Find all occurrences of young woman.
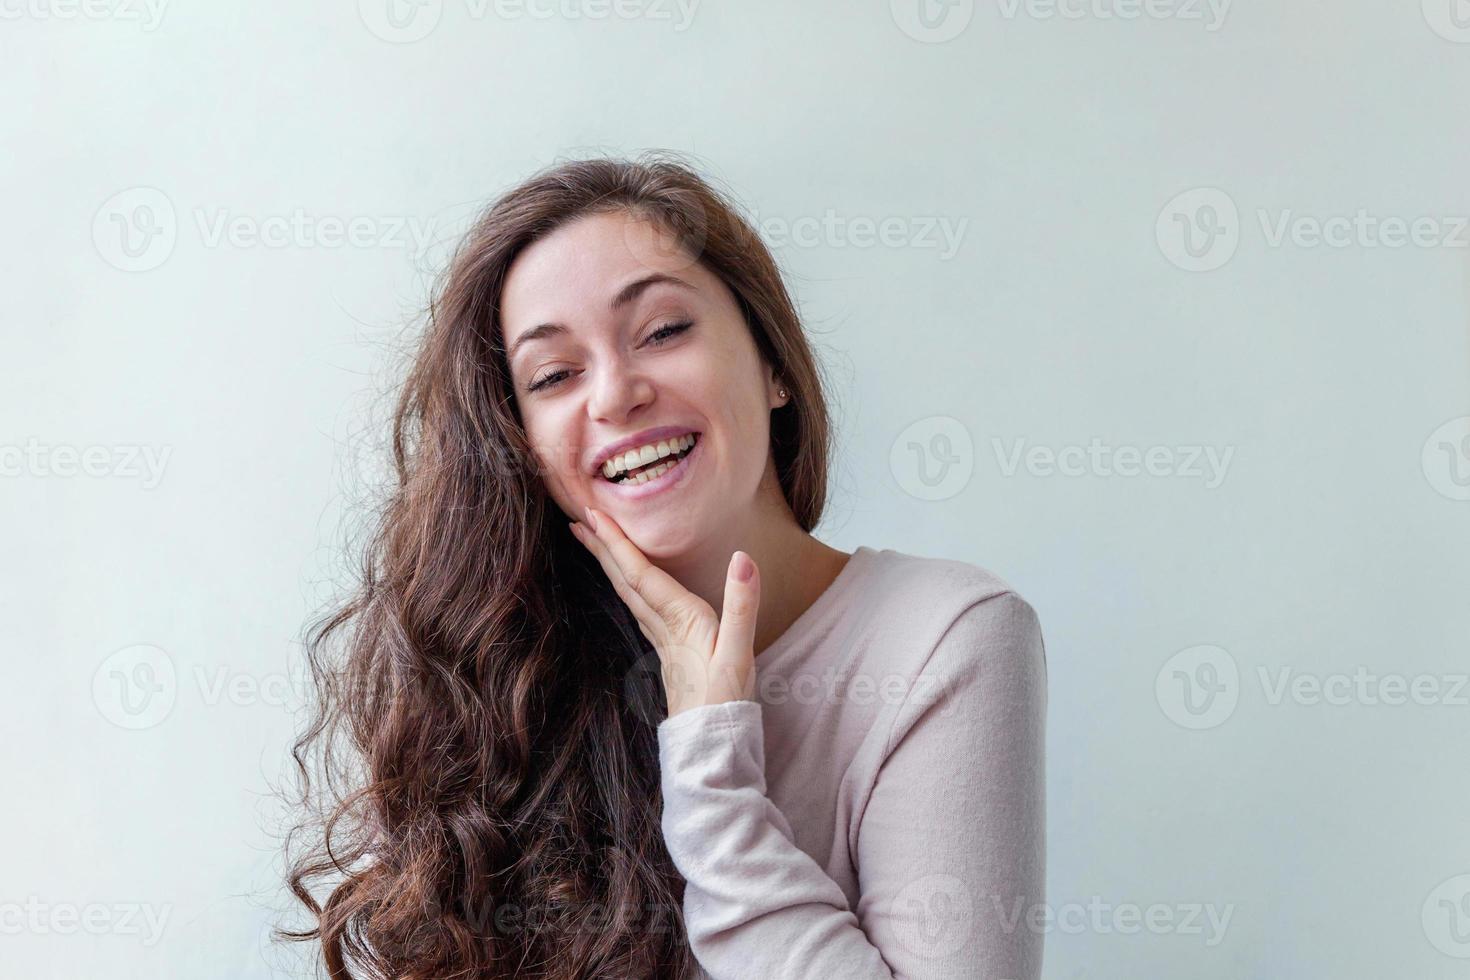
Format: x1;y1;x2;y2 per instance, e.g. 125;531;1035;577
281;153;1048;979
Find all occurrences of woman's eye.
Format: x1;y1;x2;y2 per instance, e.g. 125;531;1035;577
644;320;693;346
525;322;692;394
527;369;569;393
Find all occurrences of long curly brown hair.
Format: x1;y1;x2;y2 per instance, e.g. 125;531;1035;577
277;151;835;979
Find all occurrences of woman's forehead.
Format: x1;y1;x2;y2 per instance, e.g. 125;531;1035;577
501;216;713;346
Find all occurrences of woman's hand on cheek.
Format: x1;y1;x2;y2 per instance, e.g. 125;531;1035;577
569;506;759;718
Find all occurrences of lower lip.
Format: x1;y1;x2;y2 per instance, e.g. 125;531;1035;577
596;434;704;501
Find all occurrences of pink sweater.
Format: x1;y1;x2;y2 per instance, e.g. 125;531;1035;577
657;545;1048;980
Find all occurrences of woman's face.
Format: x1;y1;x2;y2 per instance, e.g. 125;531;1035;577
500;209;787;559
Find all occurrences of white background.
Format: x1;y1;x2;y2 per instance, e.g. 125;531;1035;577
3;1;1469;977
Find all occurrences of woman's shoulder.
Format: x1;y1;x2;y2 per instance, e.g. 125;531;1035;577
847;545;1045;689
849;548;1047;751
854;545;1038;625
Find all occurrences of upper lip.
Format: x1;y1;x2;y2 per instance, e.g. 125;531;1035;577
589;426;700;476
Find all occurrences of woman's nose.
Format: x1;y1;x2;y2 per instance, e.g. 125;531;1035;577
586;363;655;422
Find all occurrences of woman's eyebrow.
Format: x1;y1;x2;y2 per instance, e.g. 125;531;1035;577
506;273;697;364
609;272;695;313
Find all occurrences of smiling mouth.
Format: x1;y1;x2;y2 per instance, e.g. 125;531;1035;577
601;433;700;485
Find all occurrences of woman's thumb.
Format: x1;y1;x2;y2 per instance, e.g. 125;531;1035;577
712;551;760;697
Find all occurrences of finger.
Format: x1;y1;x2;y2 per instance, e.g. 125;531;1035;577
711;550;760;700
582;507;691;622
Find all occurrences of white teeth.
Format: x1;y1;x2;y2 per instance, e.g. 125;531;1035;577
628;460;675;485
601;432;697;481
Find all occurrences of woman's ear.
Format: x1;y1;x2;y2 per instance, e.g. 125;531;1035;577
767;371;789;409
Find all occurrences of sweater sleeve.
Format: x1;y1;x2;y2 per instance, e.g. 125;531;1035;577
656;591;1048;980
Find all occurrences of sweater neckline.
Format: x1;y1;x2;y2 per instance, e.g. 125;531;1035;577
754;545;877;664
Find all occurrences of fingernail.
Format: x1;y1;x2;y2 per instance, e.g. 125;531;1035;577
731;550;754;582
584;506;598;531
